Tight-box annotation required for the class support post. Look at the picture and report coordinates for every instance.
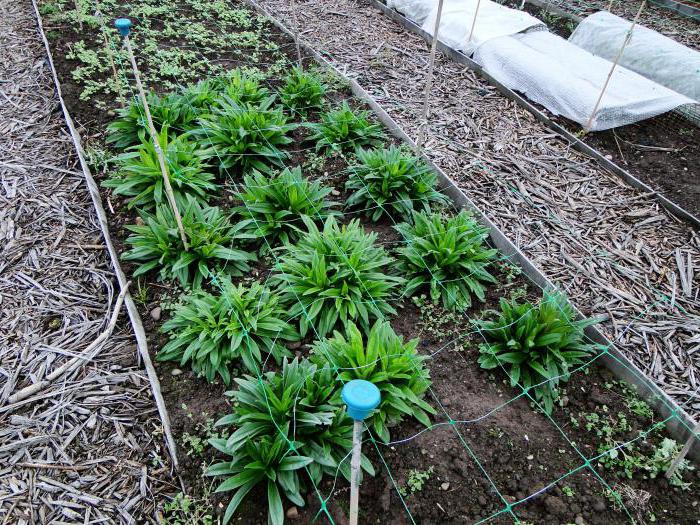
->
[95,4,124,107]
[290,0,303,67]
[115,18,189,250]
[468,0,482,43]
[584,0,646,131]
[666,421,700,481]
[416,0,445,151]
[342,380,381,525]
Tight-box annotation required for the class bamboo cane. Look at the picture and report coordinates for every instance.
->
[584,0,646,131]
[468,0,483,43]
[416,0,445,151]
[116,19,189,250]
[665,421,700,481]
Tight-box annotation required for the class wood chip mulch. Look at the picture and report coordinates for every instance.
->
[0,0,177,522]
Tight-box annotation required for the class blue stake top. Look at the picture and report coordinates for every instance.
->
[342,380,381,421]
[115,18,132,37]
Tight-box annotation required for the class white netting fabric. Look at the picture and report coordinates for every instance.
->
[570,11,700,103]
[419,0,544,55]
[388,0,544,55]
[473,31,694,130]
[386,0,435,24]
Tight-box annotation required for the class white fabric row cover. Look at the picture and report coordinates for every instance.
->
[388,0,544,55]
[473,31,695,130]
[569,11,700,103]
[386,0,435,24]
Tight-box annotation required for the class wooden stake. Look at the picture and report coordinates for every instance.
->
[468,0,482,43]
[584,0,646,131]
[665,421,699,481]
[416,0,445,151]
[94,5,124,107]
[349,419,362,525]
[122,33,189,250]
[290,0,303,67]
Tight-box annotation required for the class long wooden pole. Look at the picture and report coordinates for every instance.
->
[94,4,124,107]
[416,0,445,151]
[348,420,363,525]
[290,0,303,66]
[468,0,483,43]
[122,33,189,250]
[665,421,700,481]
[584,0,646,131]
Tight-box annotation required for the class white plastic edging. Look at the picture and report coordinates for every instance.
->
[244,0,699,459]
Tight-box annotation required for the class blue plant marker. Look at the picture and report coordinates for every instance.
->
[342,379,381,421]
[342,379,380,525]
[115,18,132,37]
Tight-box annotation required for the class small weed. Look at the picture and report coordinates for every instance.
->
[181,418,222,457]
[496,260,523,284]
[606,380,653,420]
[162,491,214,525]
[133,278,148,306]
[562,486,575,497]
[487,427,504,439]
[399,466,434,497]
[580,407,694,488]
[411,295,465,345]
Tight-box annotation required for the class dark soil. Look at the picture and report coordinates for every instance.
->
[39,0,699,523]
[583,114,700,218]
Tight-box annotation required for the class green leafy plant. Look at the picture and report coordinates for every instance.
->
[107,92,199,149]
[583,408,693,489]
[278,66,326,116]
[122,198,256,288]
[103,128,217,210]
[234,166,338,253]
[179,78,223,115]
[645,438,694,489]
[208,430,310,525]
[196,96,295,174]
[215,358,372,484]
[163,492,213,525]
[395,210,498,310]
[399,466,434,497]
[312,321,435,442]
[477,292,600,414]
[273,216,403,337]
[214,68,270,107]
[306,102,384,153]
[159,278,296,382]
[345,147,448,221]
[209,358,374,524]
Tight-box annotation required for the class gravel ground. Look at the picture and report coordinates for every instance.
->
[0,0,176,522]
[257,0,700,418]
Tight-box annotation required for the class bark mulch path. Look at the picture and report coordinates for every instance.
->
[0,0,177,522]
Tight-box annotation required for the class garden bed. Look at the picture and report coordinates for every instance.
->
[36,0,698,523]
